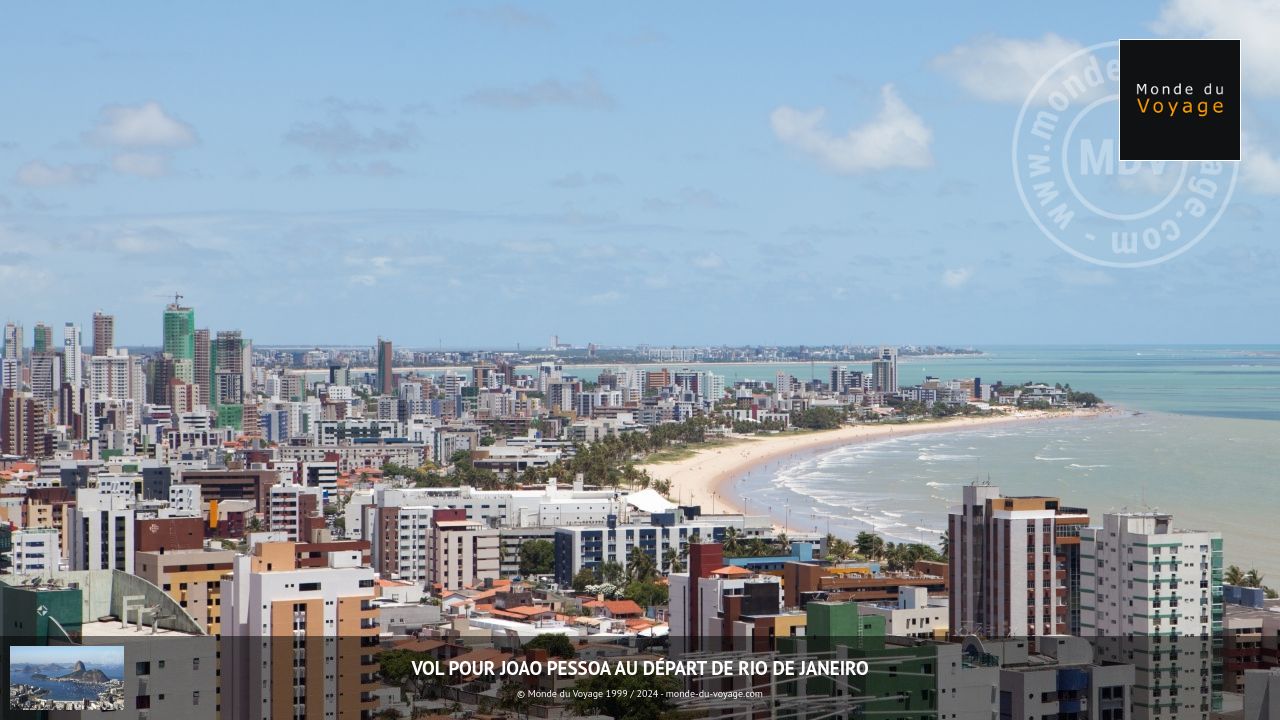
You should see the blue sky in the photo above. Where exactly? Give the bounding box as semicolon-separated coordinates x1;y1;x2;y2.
1;1;1278;347
10;644;123;667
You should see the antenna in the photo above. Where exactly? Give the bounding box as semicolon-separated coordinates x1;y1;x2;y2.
173;293;184;305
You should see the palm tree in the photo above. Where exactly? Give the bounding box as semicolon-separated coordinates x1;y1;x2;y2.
826;537;855;564
1225;565;1245;586
775;532;791;555
626;546;657;583
722;527;743;556
939;529;951;557
662;547;684;574
1245;568;1265;588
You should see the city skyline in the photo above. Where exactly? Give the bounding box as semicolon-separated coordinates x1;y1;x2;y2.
2;1;1280;345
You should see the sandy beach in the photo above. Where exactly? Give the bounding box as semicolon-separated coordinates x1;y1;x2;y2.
639;409;1104;531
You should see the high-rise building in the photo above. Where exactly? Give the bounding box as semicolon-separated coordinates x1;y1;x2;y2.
376;337;393;395
266;483;325;542
163;301;195;382
1081;512;1224;719
89;348;135;400
0;358;18;391
212;330;246;405
871;345;899;394
149;353;177;405
427;508;500;591
1;388;48;458
3;322;22;360
948;484;1089;637
28;352;61;406
194;327;211;404
32;322;53;353
68;488;135;573
62;323;82;389
221;541;380;720
92;311;114;356
58;381;85;438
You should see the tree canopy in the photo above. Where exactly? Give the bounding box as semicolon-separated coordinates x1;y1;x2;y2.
518;539;555;576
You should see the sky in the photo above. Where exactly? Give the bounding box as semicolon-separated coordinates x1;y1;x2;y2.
10;644;123;667
1;1;1279;348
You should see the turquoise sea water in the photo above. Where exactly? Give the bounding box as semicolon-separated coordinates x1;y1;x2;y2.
712;347;1280;577
418;346;1278;574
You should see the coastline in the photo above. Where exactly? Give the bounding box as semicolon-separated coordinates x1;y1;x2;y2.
638;409;1109;533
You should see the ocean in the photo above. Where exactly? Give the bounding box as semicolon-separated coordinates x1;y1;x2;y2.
715;346;1280;577
9;666;122;703
369;346;1279;574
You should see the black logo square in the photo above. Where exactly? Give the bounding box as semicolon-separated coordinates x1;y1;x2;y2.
1119;39;1240;161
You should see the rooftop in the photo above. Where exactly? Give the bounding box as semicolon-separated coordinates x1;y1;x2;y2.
81;619;203;638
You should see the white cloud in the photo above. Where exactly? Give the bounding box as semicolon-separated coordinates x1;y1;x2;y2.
692;252;723;269
89;101;197;148
933;33;1086;103
112;152;170;177
585;290;623;305
465;73;616;111
1058;268;1116;286
1154;0;1280;95
770;85;933;174
15;160;96;187
1241;132;1280;194
941;267;973;288
643;187;731;212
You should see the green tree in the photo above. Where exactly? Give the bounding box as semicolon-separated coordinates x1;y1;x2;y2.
518;539;555;576
1225;565;1245;586
626;546;657;583
523;633;576;659
624;580;669;607
378;649;439;700
855;531;884;560
661;546;684;574
790;407;844;430
722;526;743;556
571;567;599;593
600;560;625;585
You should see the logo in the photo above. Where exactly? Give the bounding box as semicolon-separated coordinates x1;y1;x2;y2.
1119;39;1240;161
1013;41;1238;268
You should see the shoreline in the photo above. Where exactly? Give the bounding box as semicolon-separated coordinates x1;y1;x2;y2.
638;408;1110;533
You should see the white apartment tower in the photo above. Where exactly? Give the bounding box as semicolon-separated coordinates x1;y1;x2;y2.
62;322;83;389
69;487;136;573
1080;512;1224;720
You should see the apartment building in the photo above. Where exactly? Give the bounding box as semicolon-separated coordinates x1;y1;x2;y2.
427;508;500;591
69;487;136;573
136;548;236;636
221;541;380;720
1081;512;1224;719
9;528;60;574
949;484;1089;637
